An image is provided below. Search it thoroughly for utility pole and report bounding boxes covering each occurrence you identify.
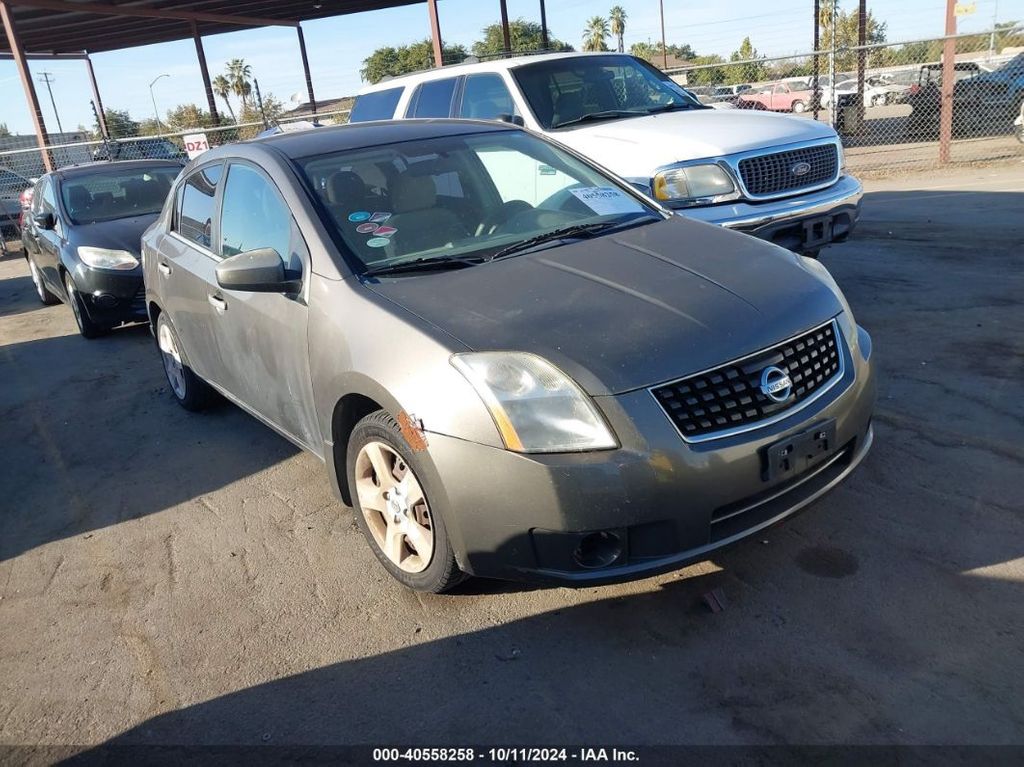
[659,0,667,69]
[813,0,820,120]
[989,0,999,59]
[939,0,956,163]
[829,0,837,129]
[37,71,64,136]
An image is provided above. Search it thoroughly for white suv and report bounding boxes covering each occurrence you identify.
[350,52,862,256]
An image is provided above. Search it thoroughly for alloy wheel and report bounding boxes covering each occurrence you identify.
[355,441,434,573]
[158,321,187,400]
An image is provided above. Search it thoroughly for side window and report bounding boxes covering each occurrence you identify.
[31,179,50,213]
[40,178,57,212]
[349,87,403,122]
[176,163,222,250]
[407,78,458,118]
[775,84,788,94]
[219,164,291,261]
[459,74,516,120]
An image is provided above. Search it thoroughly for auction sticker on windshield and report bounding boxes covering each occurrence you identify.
[569,187,645,216]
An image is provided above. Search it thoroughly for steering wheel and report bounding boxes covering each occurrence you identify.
[476,200,534,236]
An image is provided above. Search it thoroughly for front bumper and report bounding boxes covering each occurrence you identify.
[69,263,147,326]
[678,174,863,253]
[420,324,875,585]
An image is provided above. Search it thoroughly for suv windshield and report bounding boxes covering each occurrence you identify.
[512,55,704,130]
[297,129,661,273]
[60,166,179,225]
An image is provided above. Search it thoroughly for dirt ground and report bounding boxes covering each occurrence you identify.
[0,163,1022,750]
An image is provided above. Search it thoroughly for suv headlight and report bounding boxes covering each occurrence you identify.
[451,352,617,453]
[653,164,737,204]
[77,246,139,270]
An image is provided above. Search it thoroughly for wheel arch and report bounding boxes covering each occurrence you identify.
[330,392,387,506]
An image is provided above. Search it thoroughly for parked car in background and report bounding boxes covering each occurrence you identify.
[737,81,815,113]
[710,83,752,104]
[1015,96,1024,142]
[143,120,875,593]
[820,76,910,108]
[350,53,862,256]
[906,56,1024,137]
[22,160,182,337]
[92,137,187,162]
[0,166,32,238]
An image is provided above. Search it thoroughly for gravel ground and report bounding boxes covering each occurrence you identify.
[0,164,1021,750]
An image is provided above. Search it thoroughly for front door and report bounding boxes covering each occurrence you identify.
[208,161,320,451]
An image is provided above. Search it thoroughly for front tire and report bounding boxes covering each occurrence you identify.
[64,272,106,338]
[792,100,806,113]
[28,256,59,305]
[347,410,465,593]
[156,312,216,411]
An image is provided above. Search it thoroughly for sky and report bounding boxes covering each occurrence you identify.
[1,0,1021,136]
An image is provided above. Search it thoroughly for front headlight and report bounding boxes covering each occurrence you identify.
[77,246,139,270]
[451,352,617,453]
[653,164,736,203]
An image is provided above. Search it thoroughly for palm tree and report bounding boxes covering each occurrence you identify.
[226,58,253,108]
[212,74,236,123]
[609,6,627,53]
[582,16,610,52]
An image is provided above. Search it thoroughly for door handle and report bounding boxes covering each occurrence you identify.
[157,261,171,276]
[207,293,227,313]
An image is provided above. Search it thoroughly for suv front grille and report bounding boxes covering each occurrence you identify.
[651,320,844,442]
[738,144,839,197]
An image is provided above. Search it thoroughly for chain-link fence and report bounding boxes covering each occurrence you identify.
[669,27,1024,176]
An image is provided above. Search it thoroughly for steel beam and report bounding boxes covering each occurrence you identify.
[0,0,52,171]
[85,53,108,138]
[297,24,316,117]
[426,0,442,68]
[939,0,956,163]
[499,0,510,54]
[191,20,219,122]
[4,0,299,28]
[538,0,548,49]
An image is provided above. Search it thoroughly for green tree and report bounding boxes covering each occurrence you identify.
[728,36,767,84]
[100,108,139,139]
[609,6,627,53]
[165,103,221,131]
[686,54,727,86]
[226,58,253,107]
[819,5,887,70]
[631,41,697,64]
[212,75,237,123]
[471,19,572,57]
[582,16,610,52]
[360,40,469,83]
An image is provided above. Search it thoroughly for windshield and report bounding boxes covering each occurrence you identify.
[297,129,661,272]
[511,55,704,130]
[61,166,179,225]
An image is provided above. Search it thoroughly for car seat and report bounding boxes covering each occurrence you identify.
[386,173,468,255]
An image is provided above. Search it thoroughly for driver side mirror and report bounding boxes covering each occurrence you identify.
[496,113,525,127]
[33,211,55,230]
[215,248,301,293]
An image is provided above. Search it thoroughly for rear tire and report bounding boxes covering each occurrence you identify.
[28,256,59,305]
[64,272,106,338]
[347,410,465,593]
[792,100,806,113]
[156,312,216,411]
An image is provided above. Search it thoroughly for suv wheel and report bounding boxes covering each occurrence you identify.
[64,272,106,338]
[156,313,216,411]
[347,410,465,593]
[28,257,59,305]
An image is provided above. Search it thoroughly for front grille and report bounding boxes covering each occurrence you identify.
[738,144,839,197]
[652,320,843,441]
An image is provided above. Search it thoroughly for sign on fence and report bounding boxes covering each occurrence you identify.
[183,133,210,160]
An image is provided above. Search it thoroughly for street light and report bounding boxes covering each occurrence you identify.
[150,73,170,130]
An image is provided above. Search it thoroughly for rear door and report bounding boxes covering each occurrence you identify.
[157,162,226,385]
[207,161,319,450]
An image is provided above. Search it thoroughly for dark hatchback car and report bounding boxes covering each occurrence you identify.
[143,120,875,593]
[22,160,182,337]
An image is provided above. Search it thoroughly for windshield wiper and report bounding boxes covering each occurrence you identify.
[551,109,647,129]
[488,221,627,261]
[646,102,698,114]
[362,254,483,277]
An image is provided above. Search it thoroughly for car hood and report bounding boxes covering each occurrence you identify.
[67,213,160,256]
[367,216,844,396]
[553,109,838,178]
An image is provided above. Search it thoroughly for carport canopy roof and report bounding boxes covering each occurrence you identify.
[1,0,424,55]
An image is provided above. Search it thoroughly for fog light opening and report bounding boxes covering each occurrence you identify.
[573,531,623,569]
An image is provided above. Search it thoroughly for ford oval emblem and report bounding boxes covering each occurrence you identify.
[791,161,812,177]
[760,366,793,403]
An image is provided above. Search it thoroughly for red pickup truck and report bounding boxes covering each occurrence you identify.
[738,82,814,113]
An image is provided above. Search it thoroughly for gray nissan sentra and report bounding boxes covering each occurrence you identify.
[142,120,875,593]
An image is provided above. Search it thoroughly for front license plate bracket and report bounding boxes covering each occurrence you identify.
[802,216,833,249]
[763,419,837,482]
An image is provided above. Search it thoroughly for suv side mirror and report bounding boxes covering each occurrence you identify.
[33,211,55,230]
[215,248,301,293]
[496,113,525,127]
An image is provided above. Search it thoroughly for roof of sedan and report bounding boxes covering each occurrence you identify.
[256,119,514,158]
[53,159,185,180]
